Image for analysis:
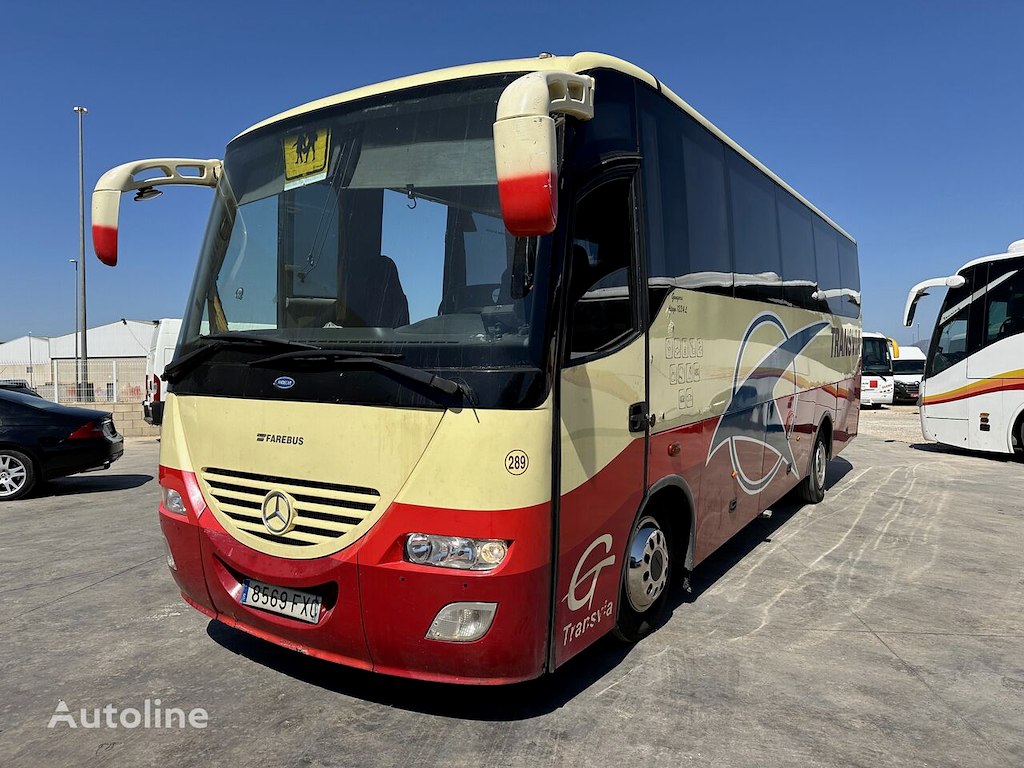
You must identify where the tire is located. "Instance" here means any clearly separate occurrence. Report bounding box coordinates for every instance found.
[797,433,828,504]
[0,449,36,501]
[613,513,672,643]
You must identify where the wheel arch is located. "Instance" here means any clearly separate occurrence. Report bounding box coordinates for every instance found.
[0,442,41,470]
[1009,400,1024,454]
[817,411,834,458]
[637,475,696,571]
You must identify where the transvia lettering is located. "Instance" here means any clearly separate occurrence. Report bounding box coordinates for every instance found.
[831,325,861,358]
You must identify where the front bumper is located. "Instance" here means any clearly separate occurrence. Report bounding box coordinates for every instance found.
[160,493,551,685]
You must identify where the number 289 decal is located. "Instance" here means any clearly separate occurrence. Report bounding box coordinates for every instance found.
[505,450,529,475]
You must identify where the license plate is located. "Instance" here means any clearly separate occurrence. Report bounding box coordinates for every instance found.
[239,578,322,624]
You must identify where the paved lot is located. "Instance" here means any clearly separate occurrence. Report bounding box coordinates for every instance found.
[1,433,1022,768]
[857,403,930,444]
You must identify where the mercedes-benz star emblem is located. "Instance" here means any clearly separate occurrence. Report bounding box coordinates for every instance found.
[261,491,295,535]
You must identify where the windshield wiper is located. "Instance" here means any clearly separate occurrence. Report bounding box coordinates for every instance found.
[248,348,404,367]
[164,333,320,384]
[250,349,468,398]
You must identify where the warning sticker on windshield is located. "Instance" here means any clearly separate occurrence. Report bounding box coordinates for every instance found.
[284,128,330,189]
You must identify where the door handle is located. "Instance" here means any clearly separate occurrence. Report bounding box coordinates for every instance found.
[628,402,654,432]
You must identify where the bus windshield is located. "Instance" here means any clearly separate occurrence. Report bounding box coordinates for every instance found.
[862,337,892,375]
[893,359,924,375]
[179,75,554,405]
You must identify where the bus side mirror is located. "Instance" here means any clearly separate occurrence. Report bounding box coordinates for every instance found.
[92,158,222,266]
[493,71,594,237]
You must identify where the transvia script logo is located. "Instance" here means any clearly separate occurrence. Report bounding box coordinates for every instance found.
[707,313,829,495]
[564,534,616,612]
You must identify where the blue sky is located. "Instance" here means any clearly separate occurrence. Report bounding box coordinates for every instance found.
[1,1,1021,346]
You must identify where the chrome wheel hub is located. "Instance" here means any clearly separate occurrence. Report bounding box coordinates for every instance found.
[625,519,669,612]
[0,456,27,497]
[814,442,827,488]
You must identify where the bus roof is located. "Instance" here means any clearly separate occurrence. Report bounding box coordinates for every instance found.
[954,239,1024,274]
[234,51,854,243]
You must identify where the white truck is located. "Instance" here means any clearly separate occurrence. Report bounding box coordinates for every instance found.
[143,319,182,425]
[892,345,926,403]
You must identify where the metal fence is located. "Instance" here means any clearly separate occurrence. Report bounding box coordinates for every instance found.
[0,358,147,404]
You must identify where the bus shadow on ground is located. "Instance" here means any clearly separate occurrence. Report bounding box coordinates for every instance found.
[205,456,854,719]
[909,442,1021,462]
[38,474,153,497]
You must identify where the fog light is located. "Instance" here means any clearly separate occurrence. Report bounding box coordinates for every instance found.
[162,487,187,516]
[426,602,497,642]
[163,537,176,571]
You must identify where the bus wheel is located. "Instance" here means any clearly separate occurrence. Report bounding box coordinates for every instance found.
[613,514,672,643]
[0,449,35,501]
[797,435,828,504]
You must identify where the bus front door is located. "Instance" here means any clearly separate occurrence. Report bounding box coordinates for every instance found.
[554,173,648,668]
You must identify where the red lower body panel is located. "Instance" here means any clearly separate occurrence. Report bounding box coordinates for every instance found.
[159,484,550,685]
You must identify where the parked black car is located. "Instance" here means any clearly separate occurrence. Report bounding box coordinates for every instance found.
[0,379,42,398]
[0,389,124,500]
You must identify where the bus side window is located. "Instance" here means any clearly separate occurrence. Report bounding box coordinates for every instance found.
[567,177,638,360]
[932,311,968,375]
[983,262,1024,345]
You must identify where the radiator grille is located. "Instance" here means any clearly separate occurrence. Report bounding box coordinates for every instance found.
[200,467,381,551]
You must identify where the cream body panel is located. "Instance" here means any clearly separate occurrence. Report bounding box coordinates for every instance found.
[648,290,858,433]
[162,394,447,558]
[393,401,553,511]
[559,335,646,494]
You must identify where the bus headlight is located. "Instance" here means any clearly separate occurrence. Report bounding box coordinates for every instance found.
[426,602,498,642]
[404,533,509,571]
[162,487,187,516]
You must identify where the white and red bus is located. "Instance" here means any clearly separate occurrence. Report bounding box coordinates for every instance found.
[860,332,896,408]
[904,239,1024,454]
[93,53,860,684]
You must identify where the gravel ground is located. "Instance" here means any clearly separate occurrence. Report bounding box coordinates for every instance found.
[857,403,928,443]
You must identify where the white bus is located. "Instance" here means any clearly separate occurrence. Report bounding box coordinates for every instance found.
[143,318,182,426]
[860,332,896,408]
[904,238,1024,454]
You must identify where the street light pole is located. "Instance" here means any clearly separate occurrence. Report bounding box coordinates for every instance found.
[73,105,88,400]
[69,259,79,381]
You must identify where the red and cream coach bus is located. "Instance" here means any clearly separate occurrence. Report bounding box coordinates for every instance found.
[93,53,860,684]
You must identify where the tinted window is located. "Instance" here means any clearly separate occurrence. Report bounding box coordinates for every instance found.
[639,91,689,297]
[862,337,891,375]
[681,116,731,290]
[836,237,861,318]
[574,70,637,171]
[728,150,781,302]
[813,219,843,315]
[776,188,819,310]
[893,360,925,375]
[567,177,638,359]
[983,259,1024,347]
[931,310,969,375]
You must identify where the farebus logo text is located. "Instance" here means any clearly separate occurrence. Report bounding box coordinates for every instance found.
[256,433,304,445]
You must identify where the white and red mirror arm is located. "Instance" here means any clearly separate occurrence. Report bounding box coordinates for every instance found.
[92,158,222,266]
[493,71,595,237]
